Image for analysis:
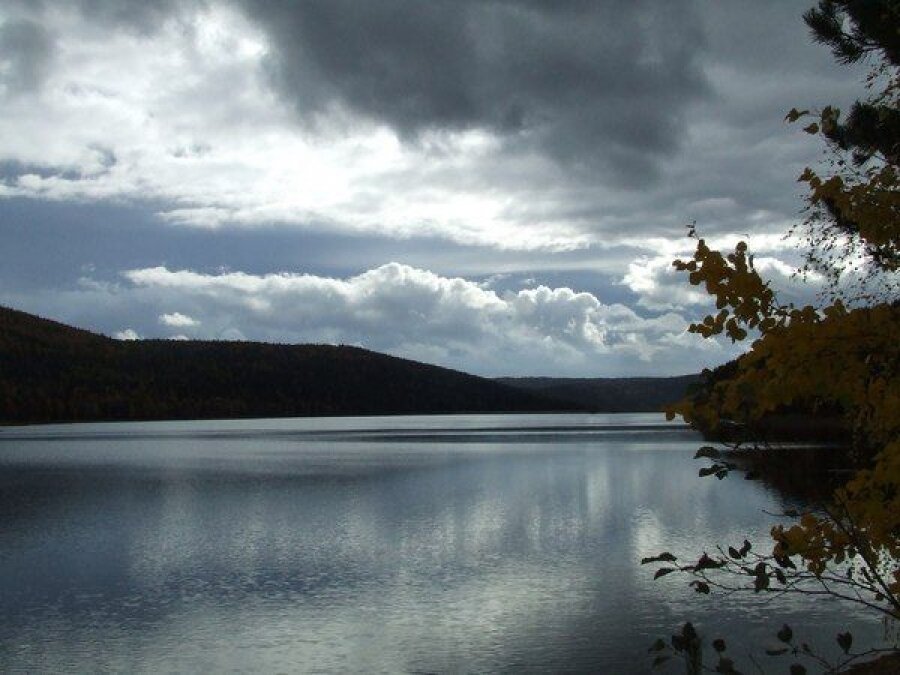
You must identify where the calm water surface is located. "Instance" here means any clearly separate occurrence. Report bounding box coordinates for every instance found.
[0,414,882,672]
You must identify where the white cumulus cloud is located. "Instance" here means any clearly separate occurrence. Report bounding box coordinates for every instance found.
[621,250,825,313]
[159,311,199,327]
[113,328,140,340]
[119,262,742,376]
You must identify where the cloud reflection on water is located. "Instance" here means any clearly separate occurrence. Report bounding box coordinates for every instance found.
[0,415,878,672]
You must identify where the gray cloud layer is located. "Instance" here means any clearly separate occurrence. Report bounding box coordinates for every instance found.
[245,0,707,185]
[0,0,858,243]
[0,0,867,375]
[0,19,53,94]
[104,262,738,376]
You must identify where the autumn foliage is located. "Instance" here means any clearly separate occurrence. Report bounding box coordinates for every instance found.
[650,2,900,671]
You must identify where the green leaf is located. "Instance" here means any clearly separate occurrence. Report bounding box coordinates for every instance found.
[682,622,698,641]
[727,546,742,559]
[691,580,711,594]
[784,108,810,122]
[777,624,793,643]
[654,567,676,579]
[836,631,853,653]
[648,638,667,653]
[696,553,724,570]
[775,555,796,570]
[694,446,721,459]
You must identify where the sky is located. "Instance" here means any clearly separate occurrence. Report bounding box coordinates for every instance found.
[0,0,869,377]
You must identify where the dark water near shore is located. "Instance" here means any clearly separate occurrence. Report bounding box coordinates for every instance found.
[0,414,883,673]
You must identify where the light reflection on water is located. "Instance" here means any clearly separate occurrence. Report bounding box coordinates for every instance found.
[0,414,881,672]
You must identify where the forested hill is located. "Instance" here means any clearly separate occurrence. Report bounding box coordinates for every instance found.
[0,306,583,424]
[496,375,701,413]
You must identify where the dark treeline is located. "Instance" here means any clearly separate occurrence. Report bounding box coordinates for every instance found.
[681,358,851,445]
[0,306,583,424]
[496,375,701,413]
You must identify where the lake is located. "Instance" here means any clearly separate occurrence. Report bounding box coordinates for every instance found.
[0,414,883,672]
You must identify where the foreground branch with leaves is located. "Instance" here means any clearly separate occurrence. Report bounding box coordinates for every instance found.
[644,2,900,672]
[646,618,898,674]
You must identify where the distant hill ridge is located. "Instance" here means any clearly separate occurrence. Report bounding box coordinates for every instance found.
[0,306,697,424]
[496,375,701,413]
[0,306,580,424]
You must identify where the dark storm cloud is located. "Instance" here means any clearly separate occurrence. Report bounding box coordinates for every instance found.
[240,0,709,184]
[0,19,54,93]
